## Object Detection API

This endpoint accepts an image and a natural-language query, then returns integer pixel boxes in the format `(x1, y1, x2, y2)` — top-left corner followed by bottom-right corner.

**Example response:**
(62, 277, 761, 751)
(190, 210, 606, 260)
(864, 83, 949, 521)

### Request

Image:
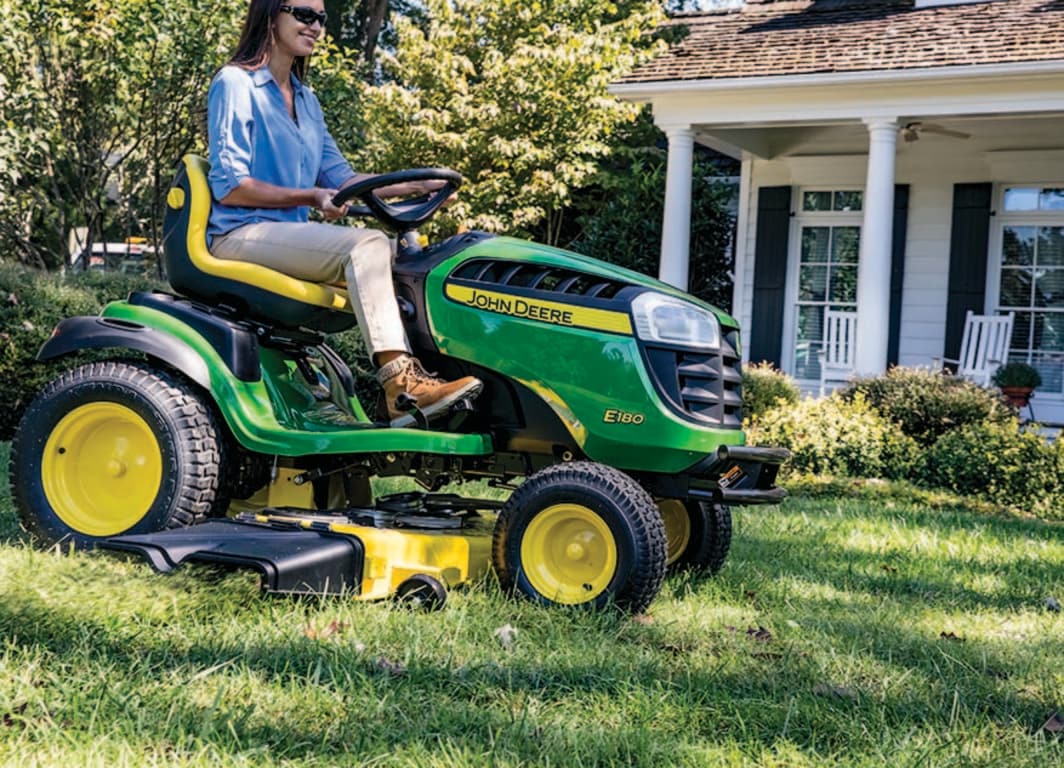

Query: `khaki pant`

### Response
(212, 222, 410, 359)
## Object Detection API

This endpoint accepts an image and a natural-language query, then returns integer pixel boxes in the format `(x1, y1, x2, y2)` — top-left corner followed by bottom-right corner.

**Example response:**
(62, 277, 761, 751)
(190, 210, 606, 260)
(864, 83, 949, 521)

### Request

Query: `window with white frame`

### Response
(789, 189, 863, 380)
(991, 185, 1064, 395)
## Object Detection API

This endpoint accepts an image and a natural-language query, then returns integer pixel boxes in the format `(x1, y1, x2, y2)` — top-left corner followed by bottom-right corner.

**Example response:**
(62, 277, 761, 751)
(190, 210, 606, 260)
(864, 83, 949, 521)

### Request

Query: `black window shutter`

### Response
(887, 184, 910, 367)
(749, 186, 792, 366)
(944, 183, 993, 361)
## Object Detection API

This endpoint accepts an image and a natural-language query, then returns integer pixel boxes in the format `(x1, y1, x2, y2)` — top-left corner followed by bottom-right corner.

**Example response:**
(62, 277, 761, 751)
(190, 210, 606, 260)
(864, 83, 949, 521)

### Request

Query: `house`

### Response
(611, 0, 1064, 422)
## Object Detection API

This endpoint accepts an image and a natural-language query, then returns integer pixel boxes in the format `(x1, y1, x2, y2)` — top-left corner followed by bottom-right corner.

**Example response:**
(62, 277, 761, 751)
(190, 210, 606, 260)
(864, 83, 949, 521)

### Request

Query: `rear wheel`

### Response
(10, 360, 222, 549)
(658, 499, 732, 573)
(492, 462, 666, 613)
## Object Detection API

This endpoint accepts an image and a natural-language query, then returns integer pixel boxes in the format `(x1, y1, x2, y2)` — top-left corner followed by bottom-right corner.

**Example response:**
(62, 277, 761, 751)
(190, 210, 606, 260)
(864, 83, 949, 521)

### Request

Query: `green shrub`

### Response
(746, 393, 919, 480)
(0, 263, 164, 439)
(922, 420, 1064, 519)
(63, 269, 167, 307)
(842, 366, 1009, 447)
(741, 361, 800, 425)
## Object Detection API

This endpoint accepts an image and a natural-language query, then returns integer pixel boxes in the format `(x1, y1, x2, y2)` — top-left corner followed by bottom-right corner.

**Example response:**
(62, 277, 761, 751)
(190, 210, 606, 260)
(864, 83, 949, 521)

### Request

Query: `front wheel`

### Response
(10, 360, 223, 549)
(492, 462, 666, 613)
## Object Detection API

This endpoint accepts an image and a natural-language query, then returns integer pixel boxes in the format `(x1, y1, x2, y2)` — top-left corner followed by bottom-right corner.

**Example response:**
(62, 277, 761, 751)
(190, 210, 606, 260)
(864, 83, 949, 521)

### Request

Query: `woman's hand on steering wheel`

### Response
(313, 187, 348, 220)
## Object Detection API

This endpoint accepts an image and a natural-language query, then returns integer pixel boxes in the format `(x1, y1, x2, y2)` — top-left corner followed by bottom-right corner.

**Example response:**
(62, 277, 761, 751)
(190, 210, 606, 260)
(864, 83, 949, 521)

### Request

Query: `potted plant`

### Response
(991, 361, 1042, 409)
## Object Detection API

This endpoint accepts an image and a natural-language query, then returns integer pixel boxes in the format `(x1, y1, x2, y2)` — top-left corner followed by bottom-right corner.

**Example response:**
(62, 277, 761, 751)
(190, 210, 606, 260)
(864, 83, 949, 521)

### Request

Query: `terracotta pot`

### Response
(1000, 386, 1033, 409)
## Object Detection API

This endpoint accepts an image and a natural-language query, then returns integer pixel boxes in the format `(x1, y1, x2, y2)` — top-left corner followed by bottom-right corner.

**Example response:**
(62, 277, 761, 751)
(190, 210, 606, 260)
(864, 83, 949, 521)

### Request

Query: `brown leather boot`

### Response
(377, 355, 483, 427)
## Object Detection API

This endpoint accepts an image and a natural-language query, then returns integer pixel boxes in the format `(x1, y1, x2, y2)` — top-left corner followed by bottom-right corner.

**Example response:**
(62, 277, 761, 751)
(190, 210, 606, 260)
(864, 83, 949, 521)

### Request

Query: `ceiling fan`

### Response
(901, 121, 971, 142)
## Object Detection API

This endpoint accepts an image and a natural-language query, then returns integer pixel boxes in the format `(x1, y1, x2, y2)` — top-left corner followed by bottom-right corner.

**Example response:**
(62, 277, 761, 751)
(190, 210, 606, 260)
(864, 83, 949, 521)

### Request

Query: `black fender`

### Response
(37, 316, 212, 391)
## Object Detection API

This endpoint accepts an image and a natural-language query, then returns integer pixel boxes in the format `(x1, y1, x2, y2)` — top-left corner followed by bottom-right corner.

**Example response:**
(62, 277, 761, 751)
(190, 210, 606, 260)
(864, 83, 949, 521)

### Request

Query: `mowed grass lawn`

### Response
(0, 442, 1061, 767)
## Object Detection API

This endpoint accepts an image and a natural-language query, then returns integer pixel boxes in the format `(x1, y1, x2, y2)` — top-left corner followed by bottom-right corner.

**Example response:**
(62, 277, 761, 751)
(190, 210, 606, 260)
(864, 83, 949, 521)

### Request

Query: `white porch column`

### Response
(659, 124, 695, 290)
(855, 117, 898, 375)
(731, 151, 754, 356)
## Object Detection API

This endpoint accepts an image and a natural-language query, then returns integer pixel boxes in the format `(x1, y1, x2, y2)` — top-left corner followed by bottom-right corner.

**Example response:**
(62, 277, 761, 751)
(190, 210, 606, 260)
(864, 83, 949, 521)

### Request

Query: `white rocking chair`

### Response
(941, 310, 1014, 387)
(820, 309, 858, 395)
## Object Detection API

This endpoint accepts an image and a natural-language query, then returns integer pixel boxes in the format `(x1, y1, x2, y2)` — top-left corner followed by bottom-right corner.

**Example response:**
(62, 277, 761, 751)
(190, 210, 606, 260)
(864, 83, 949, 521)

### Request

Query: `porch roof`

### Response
(619, 0, 1064, 85)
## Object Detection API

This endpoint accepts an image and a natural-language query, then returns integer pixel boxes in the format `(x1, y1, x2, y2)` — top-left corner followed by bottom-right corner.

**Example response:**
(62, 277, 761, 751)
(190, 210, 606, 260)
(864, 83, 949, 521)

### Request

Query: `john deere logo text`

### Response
(466, 290, 574, 325)
(445, 284, 633, 335)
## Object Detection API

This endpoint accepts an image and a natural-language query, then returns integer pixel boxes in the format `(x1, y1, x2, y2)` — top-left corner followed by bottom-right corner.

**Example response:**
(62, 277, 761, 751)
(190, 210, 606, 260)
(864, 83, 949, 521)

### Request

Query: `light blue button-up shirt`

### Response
(206, 65, 355, 242)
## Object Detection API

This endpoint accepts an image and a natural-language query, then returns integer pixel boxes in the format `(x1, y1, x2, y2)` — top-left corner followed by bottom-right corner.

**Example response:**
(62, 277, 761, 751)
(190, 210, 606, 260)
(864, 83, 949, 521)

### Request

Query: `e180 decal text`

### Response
(603, 409, 645, 425)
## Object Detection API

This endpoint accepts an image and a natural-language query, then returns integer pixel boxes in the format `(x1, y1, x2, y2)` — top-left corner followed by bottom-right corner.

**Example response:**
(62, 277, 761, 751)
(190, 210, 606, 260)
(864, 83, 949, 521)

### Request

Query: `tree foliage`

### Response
(567, 132, 737, 309)
(0, 0, 248, 268)
(354, 0, 666, 236)
(323, 0, 427, 73)
(0, 0, 368, 268)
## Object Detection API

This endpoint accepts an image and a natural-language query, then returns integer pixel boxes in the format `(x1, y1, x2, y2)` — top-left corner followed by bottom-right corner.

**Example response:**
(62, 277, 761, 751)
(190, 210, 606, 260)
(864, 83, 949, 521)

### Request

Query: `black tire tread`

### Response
(677, 501, 732, 575)
(492, 461, 667, 613)
(10, 360, 222, 546)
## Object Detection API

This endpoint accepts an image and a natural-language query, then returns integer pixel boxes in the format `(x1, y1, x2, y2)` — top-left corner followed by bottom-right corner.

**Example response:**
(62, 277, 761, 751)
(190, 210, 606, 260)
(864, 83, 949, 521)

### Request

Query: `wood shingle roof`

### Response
(619, 0, 1064, 84)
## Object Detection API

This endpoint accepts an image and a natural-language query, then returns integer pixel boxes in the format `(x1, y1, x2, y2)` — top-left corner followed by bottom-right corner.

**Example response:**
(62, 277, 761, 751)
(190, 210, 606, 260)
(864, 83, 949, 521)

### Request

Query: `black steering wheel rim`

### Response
(331, 168, 463, 231)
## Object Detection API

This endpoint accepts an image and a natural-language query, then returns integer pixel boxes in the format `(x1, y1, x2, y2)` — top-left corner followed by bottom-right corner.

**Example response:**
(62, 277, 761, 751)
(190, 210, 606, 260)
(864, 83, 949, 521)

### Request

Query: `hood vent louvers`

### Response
(453, 259, 630, 300)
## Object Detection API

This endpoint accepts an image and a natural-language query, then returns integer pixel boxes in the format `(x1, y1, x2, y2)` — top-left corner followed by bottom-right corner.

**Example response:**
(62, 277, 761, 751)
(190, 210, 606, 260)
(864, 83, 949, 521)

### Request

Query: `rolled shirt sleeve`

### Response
(207, 68, 255, 202)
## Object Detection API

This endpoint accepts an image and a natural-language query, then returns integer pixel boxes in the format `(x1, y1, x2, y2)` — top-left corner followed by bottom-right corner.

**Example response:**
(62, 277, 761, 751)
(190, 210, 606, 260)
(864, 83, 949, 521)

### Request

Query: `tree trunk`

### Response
(362, 0, 389, 66)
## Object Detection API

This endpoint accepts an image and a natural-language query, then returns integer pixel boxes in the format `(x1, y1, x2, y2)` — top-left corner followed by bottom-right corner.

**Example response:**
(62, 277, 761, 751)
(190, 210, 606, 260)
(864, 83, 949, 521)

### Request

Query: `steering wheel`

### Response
(331, 168, 463, 232)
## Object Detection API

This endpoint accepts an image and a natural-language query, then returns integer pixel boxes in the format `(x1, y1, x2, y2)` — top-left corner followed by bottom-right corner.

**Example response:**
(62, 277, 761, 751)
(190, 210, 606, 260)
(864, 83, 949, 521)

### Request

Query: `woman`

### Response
(206, 0, 481, 425)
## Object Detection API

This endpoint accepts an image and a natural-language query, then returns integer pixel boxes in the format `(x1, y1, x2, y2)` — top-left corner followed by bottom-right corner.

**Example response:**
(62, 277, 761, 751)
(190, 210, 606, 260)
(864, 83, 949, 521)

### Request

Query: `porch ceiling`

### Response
(697, 113, 1064, 160)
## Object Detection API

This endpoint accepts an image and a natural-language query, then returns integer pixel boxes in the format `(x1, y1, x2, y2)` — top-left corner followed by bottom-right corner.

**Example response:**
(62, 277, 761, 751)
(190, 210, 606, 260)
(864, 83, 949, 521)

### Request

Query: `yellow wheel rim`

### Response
(42, 402, 163, 537)
(520, 503, 617, 605)
(659, 499, 691, 566)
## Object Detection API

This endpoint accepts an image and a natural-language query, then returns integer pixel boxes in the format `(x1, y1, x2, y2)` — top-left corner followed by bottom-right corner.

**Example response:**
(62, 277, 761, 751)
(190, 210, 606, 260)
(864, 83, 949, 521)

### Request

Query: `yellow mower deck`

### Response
(246, 510, 494, 601)
(102, 502, 496, 604)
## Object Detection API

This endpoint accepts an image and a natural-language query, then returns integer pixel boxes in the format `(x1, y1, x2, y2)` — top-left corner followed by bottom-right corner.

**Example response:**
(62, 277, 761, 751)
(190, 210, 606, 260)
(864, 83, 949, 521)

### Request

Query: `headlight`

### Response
(631, 292, 721, 349)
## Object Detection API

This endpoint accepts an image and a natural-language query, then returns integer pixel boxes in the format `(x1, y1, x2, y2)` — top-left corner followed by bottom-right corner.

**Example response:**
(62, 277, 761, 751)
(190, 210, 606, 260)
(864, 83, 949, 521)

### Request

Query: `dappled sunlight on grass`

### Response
(772, 577, 878, 608)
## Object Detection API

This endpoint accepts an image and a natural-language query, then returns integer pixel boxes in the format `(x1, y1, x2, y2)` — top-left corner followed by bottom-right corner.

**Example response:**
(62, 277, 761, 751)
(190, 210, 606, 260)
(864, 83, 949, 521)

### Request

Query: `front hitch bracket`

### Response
(643, 444, 791, 507)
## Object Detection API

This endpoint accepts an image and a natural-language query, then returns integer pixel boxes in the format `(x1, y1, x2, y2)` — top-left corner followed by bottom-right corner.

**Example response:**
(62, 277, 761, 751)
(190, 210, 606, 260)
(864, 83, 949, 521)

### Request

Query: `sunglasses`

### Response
(280, 5, 327, 27)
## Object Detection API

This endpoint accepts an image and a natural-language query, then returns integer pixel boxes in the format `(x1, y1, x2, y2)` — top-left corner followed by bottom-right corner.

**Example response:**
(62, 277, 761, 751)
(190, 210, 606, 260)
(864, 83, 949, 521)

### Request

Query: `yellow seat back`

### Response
(162, 155, 356, 333)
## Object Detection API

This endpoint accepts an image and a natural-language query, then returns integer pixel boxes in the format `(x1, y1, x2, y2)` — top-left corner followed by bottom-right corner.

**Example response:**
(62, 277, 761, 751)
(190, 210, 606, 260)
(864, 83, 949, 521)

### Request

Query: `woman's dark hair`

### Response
(229, 0, 311, 80)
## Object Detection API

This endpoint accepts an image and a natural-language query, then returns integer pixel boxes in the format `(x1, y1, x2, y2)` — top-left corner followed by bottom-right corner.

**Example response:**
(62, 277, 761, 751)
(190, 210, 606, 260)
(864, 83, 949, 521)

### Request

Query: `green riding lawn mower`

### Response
(9, 155, 788, 613)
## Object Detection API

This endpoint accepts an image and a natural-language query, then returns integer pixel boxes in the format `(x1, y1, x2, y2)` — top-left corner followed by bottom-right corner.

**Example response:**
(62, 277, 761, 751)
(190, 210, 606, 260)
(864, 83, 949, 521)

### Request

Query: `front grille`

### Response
(642, 328, 743, 428)
(450, 259, 631, 299)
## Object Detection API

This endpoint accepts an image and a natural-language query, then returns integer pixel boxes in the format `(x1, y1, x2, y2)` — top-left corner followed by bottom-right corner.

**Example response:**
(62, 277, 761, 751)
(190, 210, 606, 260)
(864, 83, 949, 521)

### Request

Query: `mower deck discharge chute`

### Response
(102, 519, 368, 597)
(10, 155, 788, 613)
